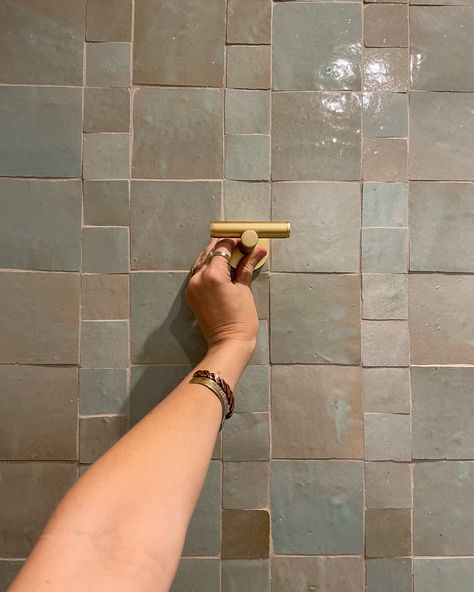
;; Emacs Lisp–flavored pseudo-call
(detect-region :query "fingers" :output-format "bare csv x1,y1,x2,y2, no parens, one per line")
190,238,219,277
234,247,267,286
204,238,238,282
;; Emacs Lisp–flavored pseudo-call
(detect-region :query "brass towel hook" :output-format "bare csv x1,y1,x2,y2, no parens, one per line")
210,221,291,270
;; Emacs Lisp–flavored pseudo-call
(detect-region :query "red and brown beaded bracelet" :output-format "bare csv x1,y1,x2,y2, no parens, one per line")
190,369,235,419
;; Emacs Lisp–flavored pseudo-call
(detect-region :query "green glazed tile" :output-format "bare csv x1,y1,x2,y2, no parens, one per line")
273,3,362,90
412,367,474,459
363,93,408,138
225,135,270,181
414,462,474,555
227,0,271,44
0,366,77,461
365,462,412,509
227,46,271,90
171,559,220,592
131,181,220,270
271,273,361,364
225,90,270,134
0,272,80,364
79,369,128,415
365,413,411,460
272,460,363,554
0,179,81,271
80,321,129,368
0,87,82,177
0,462,76,556
83,133,130,180
223,413,270,461
415,559,474,592
367,559,412,592
79,415,127,463
272,182,361,272
223,462,269,509
272,92,361,181
363,182,407,226
183,461,221,555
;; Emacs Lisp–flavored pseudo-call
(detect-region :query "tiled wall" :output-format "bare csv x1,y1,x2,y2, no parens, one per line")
1,1,474,591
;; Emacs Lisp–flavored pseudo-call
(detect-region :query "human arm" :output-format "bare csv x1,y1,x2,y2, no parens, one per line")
9,238,266,592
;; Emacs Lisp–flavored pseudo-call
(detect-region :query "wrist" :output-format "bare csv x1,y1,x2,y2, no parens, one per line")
207,338,255,362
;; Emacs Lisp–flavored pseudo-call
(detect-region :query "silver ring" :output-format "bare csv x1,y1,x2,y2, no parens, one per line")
210,249,231,263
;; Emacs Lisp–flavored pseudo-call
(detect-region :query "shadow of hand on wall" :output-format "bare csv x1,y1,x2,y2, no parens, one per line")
129,272,205,426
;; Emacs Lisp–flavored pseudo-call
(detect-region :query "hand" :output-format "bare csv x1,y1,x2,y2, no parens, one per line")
186,238,267,353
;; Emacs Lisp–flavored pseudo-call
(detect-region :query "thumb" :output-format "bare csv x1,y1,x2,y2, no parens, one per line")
234,247,267,286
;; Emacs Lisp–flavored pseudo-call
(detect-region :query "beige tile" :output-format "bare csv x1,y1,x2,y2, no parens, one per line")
227,0,271,44
227,46,271,89
0,366,77,461
272,92,361,181
83,133,130,180
0,462,76,556
364,48,409,91
362,320,409,366
409,274,474,364
272,182,361,272
82,274,129,320
0,0,85,85
366,509,411,557
0,272,79,364
363,138,407,181
362,274,408,320
86,0,132,41
133,0,225,86
364,367,410,413
222,510,270,559
365,413,411,461
364,5,408,47
132,88,223,179
271,273,361,365
411,6,474,91
86,42,131,87
410,92,474,180
365,462,412,509
409,182,474,272
272,365,363,459
84,88,130,133
272,557,364,592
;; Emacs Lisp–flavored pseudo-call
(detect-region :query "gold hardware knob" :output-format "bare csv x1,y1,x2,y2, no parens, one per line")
240,229,259,254
210,220,291,270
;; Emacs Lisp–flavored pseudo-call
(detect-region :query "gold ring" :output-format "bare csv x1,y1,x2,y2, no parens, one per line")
210,249,231,263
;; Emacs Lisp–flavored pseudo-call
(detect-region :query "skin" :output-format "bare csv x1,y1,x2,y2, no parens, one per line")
9,238,267,592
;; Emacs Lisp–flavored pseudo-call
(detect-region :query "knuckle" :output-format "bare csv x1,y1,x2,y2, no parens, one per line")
205,269,222,285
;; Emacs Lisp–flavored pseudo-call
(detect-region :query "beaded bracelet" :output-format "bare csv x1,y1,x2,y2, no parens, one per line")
189,370,235,429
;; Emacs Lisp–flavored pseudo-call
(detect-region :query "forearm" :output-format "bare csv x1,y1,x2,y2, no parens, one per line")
11,340,253,592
